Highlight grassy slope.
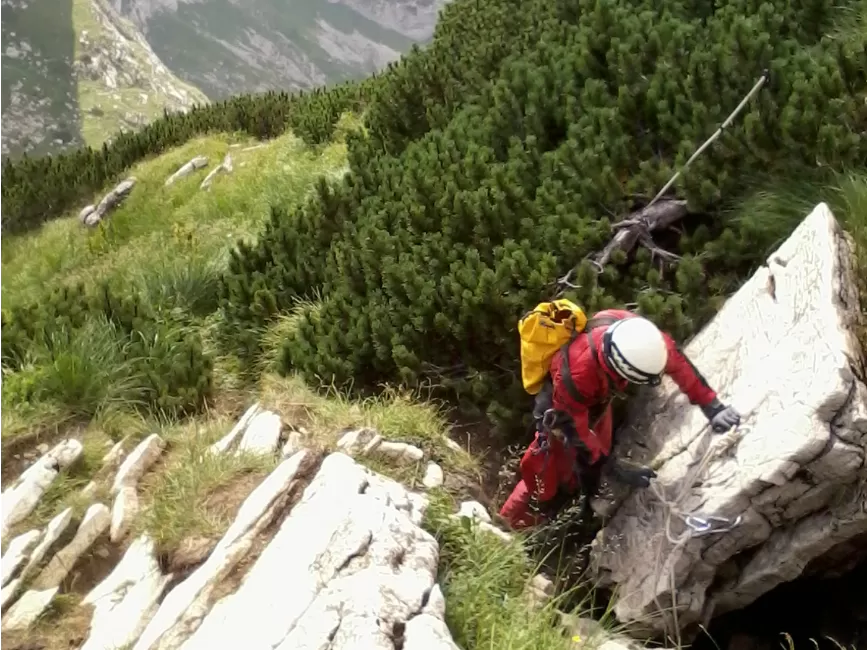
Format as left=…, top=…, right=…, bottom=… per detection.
left=1, top=121, right=595, bottom=650
left=3, top=123, right=865, bottom=650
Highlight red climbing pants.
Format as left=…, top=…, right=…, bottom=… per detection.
left=499, top=431, right=580, bottom=530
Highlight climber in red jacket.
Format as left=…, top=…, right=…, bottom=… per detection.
left=499, top=308, right=741, bottom=530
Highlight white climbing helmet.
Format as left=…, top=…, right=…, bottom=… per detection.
left=602, top=317, right=668, bottom=385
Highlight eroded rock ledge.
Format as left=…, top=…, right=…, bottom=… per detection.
left=591, top=203, right=867, bottom=638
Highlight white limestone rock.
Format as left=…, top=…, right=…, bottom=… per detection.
left=111, top=485, right=140, bottom=543
left=591, top=203, right=867, bottom=636
left=132, top=449, right=315, bottom=650
left=81, top=536, right=173, bottom=650
left=175, top=452, right=459, bottom=650
left=1, top=439, right=83, bottom=538
left=164, top=155, right=208, bottom=186
left=236, top=410, right=282, bottom=456
left=1, top=529, right=42, bottom=587
left=422, top=461, right=444, bottom=489
left=209, top=403, right=261, bottom=455
left=18, top=507, right=74, bottom=584
left=113, top=434, right=165, bottom=495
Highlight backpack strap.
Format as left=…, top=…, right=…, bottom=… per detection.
left=558, top=316, right=619, bottom=406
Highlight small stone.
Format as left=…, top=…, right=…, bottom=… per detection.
left=36, top=443, right=49, bottom=454
left=457, top=500, right=491, bottom=523
left=376, top=441, right=424, bottom=465
left=422, top=462, right=444, bottom=489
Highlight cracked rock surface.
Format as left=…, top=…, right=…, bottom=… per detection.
left=591, top=203, right=867, bottom=636
left=176, top=452, right=442, bottom=650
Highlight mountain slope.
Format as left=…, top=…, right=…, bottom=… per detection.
left=1, top=0, right=208, bottom=158
left=110, top=0, right=447, bottom=99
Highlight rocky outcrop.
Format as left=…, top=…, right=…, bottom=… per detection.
left=591, top=203, right=867, bottom=637
left=164, top=156, right=209, bottom=186
left=0, top=416, right=473, bottom=649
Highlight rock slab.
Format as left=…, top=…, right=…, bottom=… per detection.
left=591, top=203, right=867, bottom=635
left=175, top=452, right=457, bottom=650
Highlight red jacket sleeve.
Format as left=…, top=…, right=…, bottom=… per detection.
left=661, top=333, right=717, bottom=406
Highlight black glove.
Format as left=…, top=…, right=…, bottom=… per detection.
left=701, top=398, right=741, bottom=433
left=609, top=459, right=657, bottom=488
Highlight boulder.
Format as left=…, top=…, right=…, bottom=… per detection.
left=209, top=403, right=261, bottom=455
left=81, top=536, right=173, bottom=650
left=235, top=410, right=282, bottom=456
left=590, top=203, right=867, bottom=636
left=113, top=434, right=165, bottom=495
left=132, top=449, right=319, bottom=650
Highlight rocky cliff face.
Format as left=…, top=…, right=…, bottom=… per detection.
left=1, top=0, right=207, bottom=159
left=108, top=0, right=449, bottom=100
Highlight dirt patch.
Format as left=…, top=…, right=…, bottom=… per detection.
left=446, top=414, right=524, bottom=512
left=2, top=600, right=95, bottom=650
left=59, top=536, right=124, bottom=597
left=161, top=469, right=267, bottom=573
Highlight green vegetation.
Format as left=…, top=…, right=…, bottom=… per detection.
left=217, top=0, right=867, bottom=436
left=1, top=0, right=866, bottom=646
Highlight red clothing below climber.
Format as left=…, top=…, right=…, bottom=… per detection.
left=499, top=309, right=721, bottom=530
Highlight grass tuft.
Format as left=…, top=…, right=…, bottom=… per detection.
left=135, top=417, right=277, bottom=555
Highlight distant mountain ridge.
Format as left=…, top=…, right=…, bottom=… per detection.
left=1, top=0, right=207, bottom=159
left=108, top=0, right=448, bottom=100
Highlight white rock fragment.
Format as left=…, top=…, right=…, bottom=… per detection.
left=336, top=427, right=379, bottom=455
left=1, top=439, right=83, bottom=537
left=404, top=582, right=459, bottom=650
left=1, top=586, right=58, bottom=631
left=236, top=410, right=282, bottom=456
left=81, top=177, right=136, bottom=227
left=19, top=508, right=74, bottom=584
left=113, top=434, right=165, bottom=495
left=376, top=441, right=424, bottom=465
left=111, top=486, right=140, bottom=543
left=199, top=153, right=233, bottom=190
left=422, top=462, right=444, bottom=489
left=102, top=439, right=127, bottom=468
left=164, top=155, right=208, bottom=186
left=0, top=578, right=21, bottom=610
left=281, top=430, right=304, bottom=458
left=1, top=529, right=42, bottom=587
left=32, top=503, right=111, bottom=591
left=133, top=450, right=314, bottom=650
left=457, top=500, right=491, bottom=524
left=81, top=536, right=173, bottom=650
left=210, top=403, right=261, bottom=455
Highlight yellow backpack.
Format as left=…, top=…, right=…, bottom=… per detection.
left=517, top=299, right=588, bottom=395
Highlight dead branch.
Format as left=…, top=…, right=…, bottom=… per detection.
left=594, top=198, right=689, bottom=267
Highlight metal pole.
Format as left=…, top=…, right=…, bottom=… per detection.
left=646, top=69, right=770, bottom=209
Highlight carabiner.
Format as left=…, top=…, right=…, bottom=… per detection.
left=684, top=514, right=742, bottom=536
